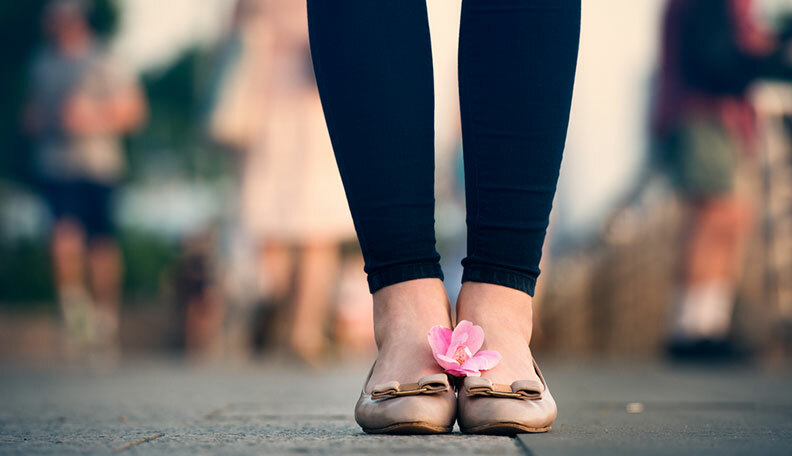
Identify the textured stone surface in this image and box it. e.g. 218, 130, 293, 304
0, 358, 790, 454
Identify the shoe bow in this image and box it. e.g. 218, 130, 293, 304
371, 373, 450, 400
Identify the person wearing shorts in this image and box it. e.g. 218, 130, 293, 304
25, 0, 146, 356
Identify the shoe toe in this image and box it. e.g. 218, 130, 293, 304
458, 388, 556, 432
355, 389, 456, 433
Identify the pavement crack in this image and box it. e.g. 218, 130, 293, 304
113, 433, 164, 453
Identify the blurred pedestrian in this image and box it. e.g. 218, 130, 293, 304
24, 0, 146, 357
173, 232, 225, 359
210, 0, 355, 363
654, 0, 792, 357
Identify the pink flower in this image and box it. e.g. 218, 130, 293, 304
427, 320, 501, 377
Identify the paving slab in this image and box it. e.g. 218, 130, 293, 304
0, 358, 790, 455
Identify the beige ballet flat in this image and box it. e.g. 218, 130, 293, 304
354, 365, 456, 434
457, 358, 557, 435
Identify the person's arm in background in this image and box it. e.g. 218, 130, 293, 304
107, 82, 147, 132
62, 62, 147, 136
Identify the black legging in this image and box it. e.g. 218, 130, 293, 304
307, 0, 580, 295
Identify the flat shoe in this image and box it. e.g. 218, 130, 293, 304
354, 365, 456, 434
457, 358, 556, 435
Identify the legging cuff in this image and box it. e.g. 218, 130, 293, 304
367, 262, 444, 294
461, 265, 537, 297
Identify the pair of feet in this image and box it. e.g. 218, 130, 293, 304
367, 279, 541, 392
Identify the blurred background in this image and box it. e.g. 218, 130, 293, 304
2, 0, 792, 367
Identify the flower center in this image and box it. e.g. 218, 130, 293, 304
454, 346, 472, 365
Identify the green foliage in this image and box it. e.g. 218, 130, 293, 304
130, 50, 204, 160
119, 229, 179, 306
127, 47, 233, 180
87, 0, 118, 39
0, 240, 56, 310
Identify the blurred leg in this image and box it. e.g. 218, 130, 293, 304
259, 242, 294, 346
685, 198, 751, 284
307, 0, 452, 390
456, 0, 580, 386
78, 181, 122, 355
52, 218, 95, 352
672, 197, 752, 339
88, 238, 122, 350
289, 241, 340, 363
53, 218, 87, 296
88, 239, 122, 311
261, 242, 294, 301
184, 286, 225, 358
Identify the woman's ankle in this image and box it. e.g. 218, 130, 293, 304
365, 279, 451, 388
372, 278, 452, 349
456, 281, 534, 341
456, 282, 539, 383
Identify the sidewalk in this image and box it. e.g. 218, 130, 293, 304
1, 358, 790, 455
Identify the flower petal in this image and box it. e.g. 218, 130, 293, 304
463, 323, 485, 355
444, 368, 465, 377
446, 367, 481, 377
434, 353, 461, 371
427, 326, 452, 358
445, 320, 472, 358
460, 350, 502, 372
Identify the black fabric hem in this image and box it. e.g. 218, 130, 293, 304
367, 262, 444, 294
461, 265, 537, 296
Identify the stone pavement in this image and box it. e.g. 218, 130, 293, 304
0, 358, 790, 455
